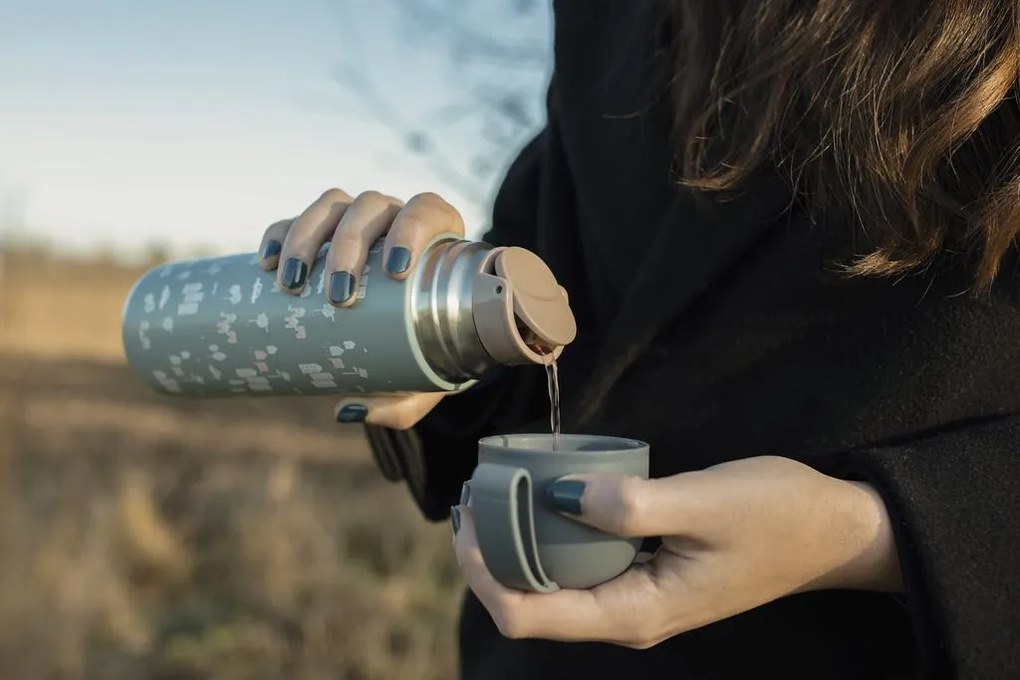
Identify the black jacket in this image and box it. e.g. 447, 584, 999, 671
366, 3, 1020, 678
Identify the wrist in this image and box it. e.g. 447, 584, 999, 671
810, 476, 904, 593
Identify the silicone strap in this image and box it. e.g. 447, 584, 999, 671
471, 463, 559, 593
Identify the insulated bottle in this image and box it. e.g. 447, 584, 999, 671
122, 236, 576, 396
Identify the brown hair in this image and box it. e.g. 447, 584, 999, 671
668, 1, 1020, 291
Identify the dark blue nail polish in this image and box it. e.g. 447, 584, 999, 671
329, 271, 356, 305
385, 247, 412, 275
336, 404, 368, 423
281, 257, 308, 289
451, 506, 462, 534
546, 480, 586, 515
460, 482, 471, 506
261, 239, 282, 260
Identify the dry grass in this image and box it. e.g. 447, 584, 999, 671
0, 249, 463, 679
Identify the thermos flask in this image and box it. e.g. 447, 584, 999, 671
122, 236, 576, 396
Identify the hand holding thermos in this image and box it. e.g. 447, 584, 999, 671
122, 189, 575, 428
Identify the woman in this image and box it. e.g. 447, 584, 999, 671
257, 2, 1019, 678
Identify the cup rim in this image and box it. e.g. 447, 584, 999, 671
478, 433, 648, 456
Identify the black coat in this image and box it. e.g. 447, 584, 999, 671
366, 3, 1020, 678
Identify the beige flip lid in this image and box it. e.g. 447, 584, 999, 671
472, 247, 577, 365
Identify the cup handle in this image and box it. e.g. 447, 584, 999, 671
470, 463, 559, 593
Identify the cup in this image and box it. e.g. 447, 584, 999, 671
470, 433, 649, 592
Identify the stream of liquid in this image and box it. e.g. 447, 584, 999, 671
542, 351, 561, 450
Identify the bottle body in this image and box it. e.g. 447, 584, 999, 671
122, 237, 484, 397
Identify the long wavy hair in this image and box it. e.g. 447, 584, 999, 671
668, 1, 1020, 291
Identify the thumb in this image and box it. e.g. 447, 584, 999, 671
546, 472, 706, 538
334, 392, 447, 430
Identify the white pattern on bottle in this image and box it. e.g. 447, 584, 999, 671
284, 306, 306, 340
139, 321, 152, 350
313, 304, 335, 321
217, 313, 238, 344
249, 312, 269, 332
152, 370, 181, 393
225, 284, 242, 305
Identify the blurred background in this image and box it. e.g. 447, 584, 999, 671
0, 1, 551, 677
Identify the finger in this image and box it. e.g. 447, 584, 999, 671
258, 219, 293, 271
333, 392, 447, 429
383, 192, 465, 280
453, 504, 666, 647
325, 191, 403, 307
278, 188, 353, 294
545, 472, 714, 538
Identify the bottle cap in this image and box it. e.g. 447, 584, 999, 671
472, 247, 577, 365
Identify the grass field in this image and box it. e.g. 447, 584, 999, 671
0, 249, 462, 679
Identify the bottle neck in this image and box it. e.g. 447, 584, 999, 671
409, 239, 499, 383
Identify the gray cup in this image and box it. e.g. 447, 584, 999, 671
471, 434, 649, 592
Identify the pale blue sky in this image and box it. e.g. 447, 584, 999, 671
0, 0, 551, 260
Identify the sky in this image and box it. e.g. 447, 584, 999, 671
0, 0, 551, 260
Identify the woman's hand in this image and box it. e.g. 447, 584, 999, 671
453, 455, 903, 648
258, 188, 466, 429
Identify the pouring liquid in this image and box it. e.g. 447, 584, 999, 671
541, 351, 561, 451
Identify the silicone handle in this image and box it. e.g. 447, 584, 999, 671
471, 463, 559, 593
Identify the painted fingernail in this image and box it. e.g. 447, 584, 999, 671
329, 271, 356, 305
546, 480, 585, 515
450, 506, 462, 535
460, 482, 471, 506
385, 247, 412, 275
281, 257, 308, 290
336, 404, 368, 423
261, 239, 282, 261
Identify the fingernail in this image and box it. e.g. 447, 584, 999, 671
546, 480, 585, 515
460, 482, 471, 506
281, 257, 308, 290
261, 239, 282, 261
329, 271, 356, 305
450, 506, 462, 535
385, 247, 412, 275
336, 404, 368, 423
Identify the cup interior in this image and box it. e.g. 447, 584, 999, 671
480, 433, 645, 454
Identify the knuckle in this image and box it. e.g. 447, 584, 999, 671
620, 617, 664, 650
331, 229, 363, 252
353, 189, 386, 206
406, 191, 445, 209
492, 609, 526, 640
622, 634, 658, 650
612, 477, 647, 535
392, 214, 430, 235
319, 187, 351, 204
